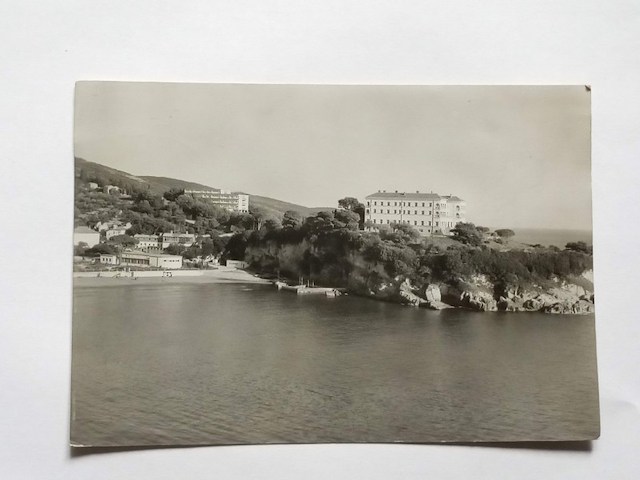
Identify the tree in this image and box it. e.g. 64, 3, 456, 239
109, 234, 138, 248
282, 210, 303, 229
165, 243, 185, 256
476, 226, 490, 235
495, 229, 516, 242
565, 241, 592, 254
338, 197, 365, 228
74, 242, 88, 256
262, 218, 282, 232
163, 187, 185, 202
84, 244, 118, 256
450, 222, 482, 246
381, 222, 421, 244
224, 232, 249, 260
333, 209, 360, 231
248, 206, 269, 230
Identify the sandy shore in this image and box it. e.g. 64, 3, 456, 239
73, 268, 272, 287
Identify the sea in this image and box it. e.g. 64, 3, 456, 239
512, 229, 593, 248
71, 282, 599, 446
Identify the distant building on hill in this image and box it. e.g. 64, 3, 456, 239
161, 232, 196, 248
96, 221, 132, 233
185, 189, 249, 213
133, 232, 196, 252
133, 234, 162, 251
74, 226, 100, 247
364, 190, 466, 235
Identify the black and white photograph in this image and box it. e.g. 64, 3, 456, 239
71, 82, 598, 447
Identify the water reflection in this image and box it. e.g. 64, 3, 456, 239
72, 283, 599, 446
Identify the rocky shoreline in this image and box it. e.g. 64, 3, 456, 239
359, 270, 595, 315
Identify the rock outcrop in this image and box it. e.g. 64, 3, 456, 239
364, 271, 594, 315
496, 279, 595, 314
441, 280, 498, 312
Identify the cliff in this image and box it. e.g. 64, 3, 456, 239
364, 271, 595, 315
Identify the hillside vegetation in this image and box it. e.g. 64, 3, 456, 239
75, 157, 324, 217
74, 158, 594, 314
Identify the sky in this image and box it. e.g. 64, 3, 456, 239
75, 83, 592, 230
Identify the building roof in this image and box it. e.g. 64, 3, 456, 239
133, 234, 159, 239
365, 191, 442, 201
366, 191, 465, 202
123, 251, 182, 259
74, 226, 98, 234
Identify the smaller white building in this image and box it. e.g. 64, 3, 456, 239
99, 254, 118, 265
226, 260, 249, 269
161, 232, 196, 248
134, 234, 162, 251
105, 227, 129, 240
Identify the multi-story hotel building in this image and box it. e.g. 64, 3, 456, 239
185, 189, 249, 213
364, 190, 466, 235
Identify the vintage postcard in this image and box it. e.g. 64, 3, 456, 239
71, 83, 598, 446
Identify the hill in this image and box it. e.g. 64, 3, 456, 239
248, 194, 330, 218
75, 157, 152, 192
75, 158, 330, 217
138, 176, 218, 194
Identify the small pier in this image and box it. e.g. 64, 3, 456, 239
274, 281, 344, 297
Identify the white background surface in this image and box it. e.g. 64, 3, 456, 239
1, 1, 639, 478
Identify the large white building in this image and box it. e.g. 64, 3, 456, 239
185, 189, 249, 213
364, 190, 466, 235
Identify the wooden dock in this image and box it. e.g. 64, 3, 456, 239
274, 281, 343, 297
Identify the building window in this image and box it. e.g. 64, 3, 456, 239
422, 202, 425, 207
387, 219, 390, 224
414, 221, 417, 225
414, 202, 418, 207
421, 220, 424, 225
387, 209, 390, 214
373, 219, 376, 224
414, 210, 417, 215
394, 209, 397, 214
436, 222, 439, 226
387, 202, 390, 206
373, 209, 376, 213
394, 202, 397, 206
429, 221, 432, 226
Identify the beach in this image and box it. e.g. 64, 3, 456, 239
73, 268, 271, 287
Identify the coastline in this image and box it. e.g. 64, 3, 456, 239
73, 268, 271, 287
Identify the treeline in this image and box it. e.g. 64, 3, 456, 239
232, 213, 593, 294
75, 182, 280, 237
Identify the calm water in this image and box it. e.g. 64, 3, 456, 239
71, 283, 599, 446
513, 228, 592, 248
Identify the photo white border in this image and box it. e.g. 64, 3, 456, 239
2, 1, 639, 479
